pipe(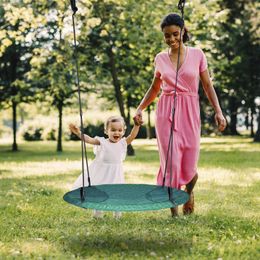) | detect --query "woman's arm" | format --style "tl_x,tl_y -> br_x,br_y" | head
134,76 -> 161,123
137,76 -> 161,111
69,124 -> 100,145
200,70 -> 227,132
